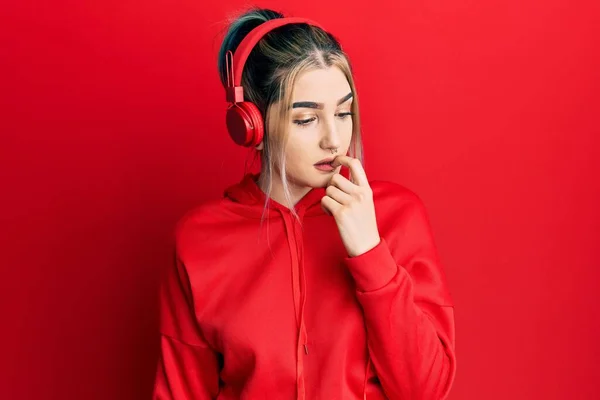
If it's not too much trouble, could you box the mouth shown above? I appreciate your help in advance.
[314,156,336,166]
[314,157,336,172]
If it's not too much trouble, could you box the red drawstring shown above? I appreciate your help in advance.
[363,355,371,399]
[281,209,308,400]
[295,211,309,400]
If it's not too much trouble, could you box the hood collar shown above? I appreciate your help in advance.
[224,173,327,218]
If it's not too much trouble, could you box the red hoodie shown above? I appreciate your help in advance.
[152,172,456,400]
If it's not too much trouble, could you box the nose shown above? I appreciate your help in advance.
[320,117,341,151]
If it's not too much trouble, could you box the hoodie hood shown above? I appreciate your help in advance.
[223,172,328,218]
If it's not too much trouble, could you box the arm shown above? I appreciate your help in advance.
[152,252,220,399]
[343,194,456,400]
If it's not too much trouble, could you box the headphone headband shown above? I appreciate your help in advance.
[230,17,325,87]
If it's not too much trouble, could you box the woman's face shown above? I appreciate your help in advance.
[268,66,354,189]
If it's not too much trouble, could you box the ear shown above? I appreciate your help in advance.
[255,141,264,151]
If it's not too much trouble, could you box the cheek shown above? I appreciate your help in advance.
[285,144,311,167]
[286,128,315,153]
[341,122,354,147]
[284,139,316,173]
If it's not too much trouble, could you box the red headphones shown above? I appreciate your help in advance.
[224,17,325,147]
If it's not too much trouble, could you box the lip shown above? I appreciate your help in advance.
[315,163,335,172]
[314,156,336,166]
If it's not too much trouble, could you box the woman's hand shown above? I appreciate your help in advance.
[321,156,381,258]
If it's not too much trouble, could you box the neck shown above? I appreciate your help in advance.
[257,170,312,209]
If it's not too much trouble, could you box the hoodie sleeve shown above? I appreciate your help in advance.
[343,191,456,400]
[152,252,220,399]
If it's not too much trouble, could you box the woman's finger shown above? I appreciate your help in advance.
[321,195,342,216]
[331,155,368,187]
[328,172,356,195]
[325,184,352,205]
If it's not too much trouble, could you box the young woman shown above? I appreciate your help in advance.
[152,7,456,400]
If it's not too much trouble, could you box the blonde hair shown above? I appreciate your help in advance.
[218,7,364,223]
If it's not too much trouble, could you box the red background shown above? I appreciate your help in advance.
[1,0,599,399]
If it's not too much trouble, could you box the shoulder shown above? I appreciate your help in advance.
[369,179,424,209]
[172,198,228,255]
[368,180,442,265]
[368,179,433,230]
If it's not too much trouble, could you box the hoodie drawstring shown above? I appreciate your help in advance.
[363,354,371,399]
[280,209,309,400]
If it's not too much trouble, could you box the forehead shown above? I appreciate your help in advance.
[291,66,351,102]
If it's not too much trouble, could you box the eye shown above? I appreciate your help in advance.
[293,117,316,127]
[336,112,354,120]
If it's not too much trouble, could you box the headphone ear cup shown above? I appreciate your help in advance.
[240,102,264,147]
[226,101,264,147]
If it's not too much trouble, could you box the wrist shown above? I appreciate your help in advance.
[348,235,381,258]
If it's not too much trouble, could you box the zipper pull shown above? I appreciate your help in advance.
[304,344,309,355]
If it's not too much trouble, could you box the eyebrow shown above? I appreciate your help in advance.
[291,92,353,110]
